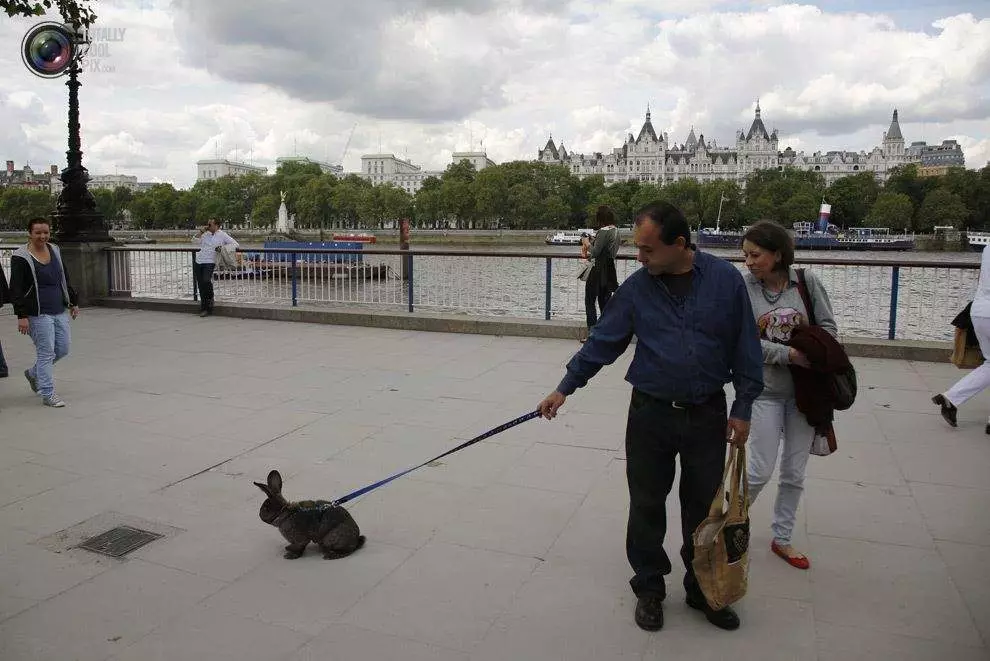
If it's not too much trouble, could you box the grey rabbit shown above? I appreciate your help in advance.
[253,469,365,559]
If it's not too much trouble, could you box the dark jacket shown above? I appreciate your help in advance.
[952,302,979,348]
[788,325,851,427]
[0,262,9,308]
[9,243,78,318]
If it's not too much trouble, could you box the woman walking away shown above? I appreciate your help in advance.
[933,241,990,432]
[742,220,838,570]
[581,205,620,338]
[9,217,79,408]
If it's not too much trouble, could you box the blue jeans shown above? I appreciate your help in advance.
[27,311,71,398]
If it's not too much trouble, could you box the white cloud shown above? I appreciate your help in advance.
[0,1,985,188]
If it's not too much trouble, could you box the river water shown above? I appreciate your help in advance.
[120,243,981,341]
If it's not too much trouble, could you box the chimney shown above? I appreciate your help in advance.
[6,160,13,175]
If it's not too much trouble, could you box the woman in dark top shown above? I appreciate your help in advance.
[9,217,79,408]
[581,205,620,339]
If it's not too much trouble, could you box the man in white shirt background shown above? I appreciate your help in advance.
[192,219,239,317]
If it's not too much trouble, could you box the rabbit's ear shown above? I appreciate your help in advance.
[253,481,272,497]
[267,470,283,495]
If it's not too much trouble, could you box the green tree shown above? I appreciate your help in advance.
[826,172,880,228]
[92,188,116,221]
[2,1,98,31]
[331,175,369,228]
[473,167,510,229]
[916,187,969,231]
[865,192,913,231]
[883,164,935,225]
[698,180,743,229]
[660,178,702,226]
[508,182,541,229]
[378,184,412,227]
[251,193,280,228]
[414,177,443,228]
[0,188,54,230]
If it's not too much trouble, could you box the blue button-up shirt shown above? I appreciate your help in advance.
[556,250,764,421]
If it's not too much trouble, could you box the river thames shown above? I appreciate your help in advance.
[108,242,980,342]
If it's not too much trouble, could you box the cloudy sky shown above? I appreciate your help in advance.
[2,0,988,189]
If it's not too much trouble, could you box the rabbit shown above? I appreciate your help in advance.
[253,469,365,560]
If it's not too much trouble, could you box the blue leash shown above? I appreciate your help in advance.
[332,409,541,506]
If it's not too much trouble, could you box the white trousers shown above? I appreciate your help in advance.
[747,397,815,545]
[946,316,990,408]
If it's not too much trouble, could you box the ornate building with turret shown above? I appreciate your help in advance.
[537,105,952,187]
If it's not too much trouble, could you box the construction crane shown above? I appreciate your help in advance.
[340,123,357,170]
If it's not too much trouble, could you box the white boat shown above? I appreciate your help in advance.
[545,229,596,246]
[967,231,990,252]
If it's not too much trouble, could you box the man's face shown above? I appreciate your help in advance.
[207,220,219,233]
[634,218,683,276]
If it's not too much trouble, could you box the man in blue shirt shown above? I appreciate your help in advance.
[538,201,764,632]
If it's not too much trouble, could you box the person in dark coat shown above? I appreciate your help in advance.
[0,261,9,378]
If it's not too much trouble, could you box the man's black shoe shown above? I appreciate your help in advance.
[932,394,957,427]
[634,596,664,631]
[685,593,740,631]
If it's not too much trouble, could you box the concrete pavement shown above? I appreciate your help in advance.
[0,308,988,660]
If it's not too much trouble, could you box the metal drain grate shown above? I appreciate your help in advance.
[77,526,163,557]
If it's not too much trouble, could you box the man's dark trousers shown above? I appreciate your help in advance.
[193,262,215,312]
[625,388,728,602]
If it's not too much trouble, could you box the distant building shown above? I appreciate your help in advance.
[358,150,496,194]
[907,139,965,168]
[87,174,157,192]
[537,105,957,187]
[275,156,343,177]
[359,153,438,194]
[1,161,60,193]
[451,151,496,172]
[196,158,267,181]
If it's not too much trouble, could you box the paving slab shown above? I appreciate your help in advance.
[0,309,988,659]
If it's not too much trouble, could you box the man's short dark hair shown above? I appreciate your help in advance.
[742,220,794,272]
[27,217,50,233]
[634,201,691,247]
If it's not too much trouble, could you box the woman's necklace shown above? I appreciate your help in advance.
[760,279,787,305]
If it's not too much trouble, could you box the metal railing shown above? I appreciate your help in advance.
[94,245,980,342]
[0,244,978,342]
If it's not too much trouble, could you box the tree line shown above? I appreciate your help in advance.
[1,160,988,233]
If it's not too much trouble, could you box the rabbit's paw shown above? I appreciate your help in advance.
[284,545,306,559]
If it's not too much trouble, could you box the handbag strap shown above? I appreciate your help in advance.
[728,445,748,517]
[795,268,818,327]
[707,446,743,518]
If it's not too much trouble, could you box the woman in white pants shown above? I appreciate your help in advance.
[933,244,990,432]
[741,221,838,570]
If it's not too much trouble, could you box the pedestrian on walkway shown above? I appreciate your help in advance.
[192,218,238,317]
[580,205,620,339]
[0,262,9,379]
[741,220,838,570]
[934,240,990,433]
[9,217,79,408]
[538,200,764,633]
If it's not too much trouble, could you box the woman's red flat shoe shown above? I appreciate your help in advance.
[771,541,810,570]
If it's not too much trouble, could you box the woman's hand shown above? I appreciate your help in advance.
[17,318,29,335]
[788,347,811,368]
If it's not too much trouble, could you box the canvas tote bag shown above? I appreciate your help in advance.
[692,445,750,611]
[951,326,983,369]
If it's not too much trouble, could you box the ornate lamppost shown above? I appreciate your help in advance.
[21,20,109,242]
